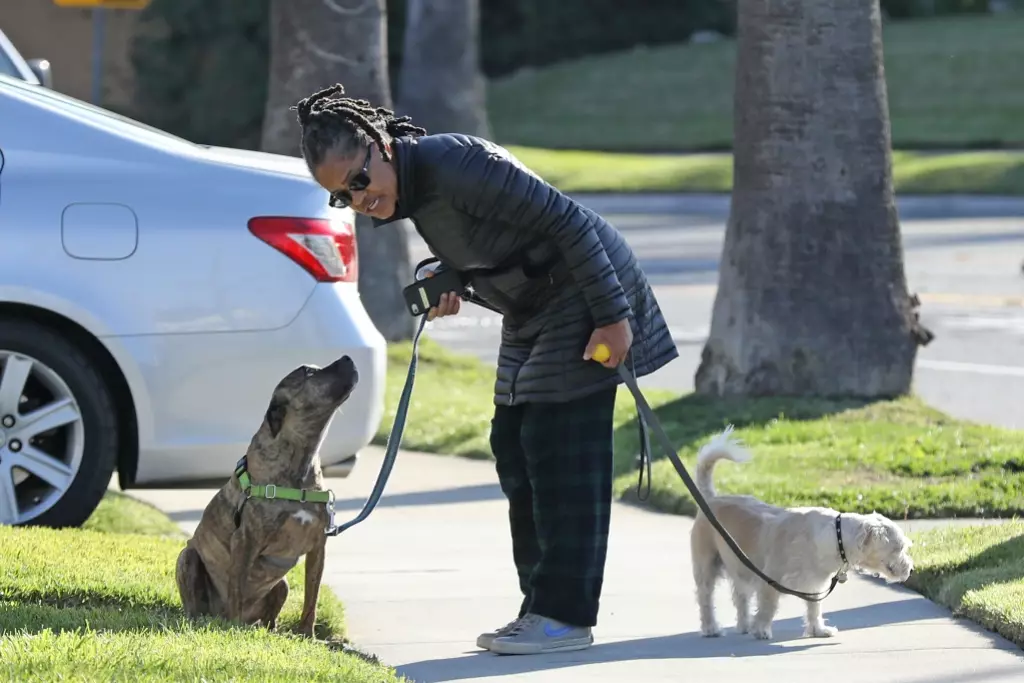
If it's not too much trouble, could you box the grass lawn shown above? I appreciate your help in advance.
[489,14,1024,152]
[503,146,1024,196]
[376,339,1024,520]
[906,521,1024,647]
[1,493,404,682]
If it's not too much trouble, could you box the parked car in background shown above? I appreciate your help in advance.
[0,74,386,528]
[0,28,52,87]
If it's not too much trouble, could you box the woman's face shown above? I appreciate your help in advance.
[312,142,398,221]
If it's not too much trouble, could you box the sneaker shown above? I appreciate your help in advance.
[476,617,523,650]
[488,613,594,655]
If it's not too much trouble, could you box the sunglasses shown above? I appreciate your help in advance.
[328,144,373,209]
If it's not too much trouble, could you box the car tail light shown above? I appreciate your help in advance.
[248,216,358,283]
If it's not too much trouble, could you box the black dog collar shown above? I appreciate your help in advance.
[835,513,850,582]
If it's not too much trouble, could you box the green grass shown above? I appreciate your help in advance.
[906,521,1024,646]
[1,493,404,682]
[81,491,188,539]
[503,146,1024,195]
[489,14,1024,152]
[377,341,1024,519]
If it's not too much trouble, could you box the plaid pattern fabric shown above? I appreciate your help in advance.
[489,386,617,627]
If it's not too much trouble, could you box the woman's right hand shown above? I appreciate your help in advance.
[424,269,461,320]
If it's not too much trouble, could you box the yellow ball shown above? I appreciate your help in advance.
[592,344,611,363]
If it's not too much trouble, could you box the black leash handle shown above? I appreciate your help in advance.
[325,314,428,537]
[612,359,840,603]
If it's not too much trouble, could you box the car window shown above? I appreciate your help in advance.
[0,50,21,79]
[0,28,36,83]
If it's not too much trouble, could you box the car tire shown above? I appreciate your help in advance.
[0,319,118,528]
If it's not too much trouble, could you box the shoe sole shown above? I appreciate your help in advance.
[488,638,594,656]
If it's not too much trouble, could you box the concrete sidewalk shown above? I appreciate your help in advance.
[130,447,1024,683]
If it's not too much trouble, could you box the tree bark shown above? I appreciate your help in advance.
[396,0,491,137]
[694,0,932,399]
[261,0,415,341]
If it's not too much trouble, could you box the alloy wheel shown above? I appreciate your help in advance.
[0,351,85,525]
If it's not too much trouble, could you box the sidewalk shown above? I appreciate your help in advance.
[129,447,1024,683]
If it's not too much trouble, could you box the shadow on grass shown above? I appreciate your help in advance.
[905,531,1024,647]
[0,596,342,643]
[611,393,872,512]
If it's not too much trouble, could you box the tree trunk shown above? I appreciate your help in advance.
[694,0,933,399]
[396,0,491,137]
[261,0,415,342]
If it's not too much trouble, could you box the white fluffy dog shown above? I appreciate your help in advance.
[689,426,914,641]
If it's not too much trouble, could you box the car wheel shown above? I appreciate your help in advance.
[0,320,118,528]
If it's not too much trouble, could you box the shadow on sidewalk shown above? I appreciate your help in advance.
[395,600,948,682]
[397,631,829,682]
[330,483,506,511]
[161,483,507,525]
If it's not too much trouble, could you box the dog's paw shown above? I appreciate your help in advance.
[750,625,773,640]
[735,620,751,635]
[700,622,724,638]
[805,623,839,638]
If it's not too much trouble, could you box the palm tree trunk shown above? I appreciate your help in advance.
[694,0,933,398]
[261,0,415,341]
[396,0,491,137]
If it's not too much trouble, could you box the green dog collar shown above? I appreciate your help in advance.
[234,458,334,504]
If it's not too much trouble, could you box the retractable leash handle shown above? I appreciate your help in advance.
[592,343,842,602]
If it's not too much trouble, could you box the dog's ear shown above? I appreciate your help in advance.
[855,516,888,551]
[264,395,287,437]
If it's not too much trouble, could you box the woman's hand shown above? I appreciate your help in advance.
[424,269,461,321]
[583,318,633,368]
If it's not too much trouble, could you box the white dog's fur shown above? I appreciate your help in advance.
[689,426,914,641]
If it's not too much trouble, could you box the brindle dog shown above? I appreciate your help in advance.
[175,355,358,636]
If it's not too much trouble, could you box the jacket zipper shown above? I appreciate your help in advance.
[508,371,517,405]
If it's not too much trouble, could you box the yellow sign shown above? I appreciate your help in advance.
[53,0,150,9]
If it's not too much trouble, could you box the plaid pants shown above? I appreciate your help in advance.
[489,386,617,628]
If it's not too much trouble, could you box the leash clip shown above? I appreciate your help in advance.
[324,490,338,536]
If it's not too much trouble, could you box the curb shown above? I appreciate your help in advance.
[570,193,1024,219]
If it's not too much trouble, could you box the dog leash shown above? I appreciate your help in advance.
[593,344,846,603]
[324,314,429,537]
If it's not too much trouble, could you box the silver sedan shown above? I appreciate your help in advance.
[0,74,387,528]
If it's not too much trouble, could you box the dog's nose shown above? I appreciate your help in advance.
[326,354,356,375]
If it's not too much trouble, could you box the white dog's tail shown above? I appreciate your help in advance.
[695,425,751,498]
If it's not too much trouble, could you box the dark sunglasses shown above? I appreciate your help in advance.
[328,144,373,209]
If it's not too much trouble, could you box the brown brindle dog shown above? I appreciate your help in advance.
[175,355,357,636]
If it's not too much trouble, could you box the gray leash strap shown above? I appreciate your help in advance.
[325,314,428,537]
[616,361,841,602]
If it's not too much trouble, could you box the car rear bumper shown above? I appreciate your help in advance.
[118,283,386,486]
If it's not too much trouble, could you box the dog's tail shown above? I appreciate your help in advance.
[695,425,751,498]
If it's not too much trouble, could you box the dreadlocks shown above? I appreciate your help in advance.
[293,83,426,172]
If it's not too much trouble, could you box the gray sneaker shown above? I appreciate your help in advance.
[476,617,523,650]
[488,613,594,655]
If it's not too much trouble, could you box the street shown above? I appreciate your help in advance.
[413,195,1024,429]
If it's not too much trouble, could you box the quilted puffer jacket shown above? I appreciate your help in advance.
[377,133,678,405]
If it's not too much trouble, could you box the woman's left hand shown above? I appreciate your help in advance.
[583,318,634,368]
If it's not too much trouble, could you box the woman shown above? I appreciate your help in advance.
[294,84,678,656]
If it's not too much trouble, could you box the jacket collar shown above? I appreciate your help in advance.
[374,135,418,225]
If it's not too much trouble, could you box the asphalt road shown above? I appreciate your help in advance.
[409,196,1024,430]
